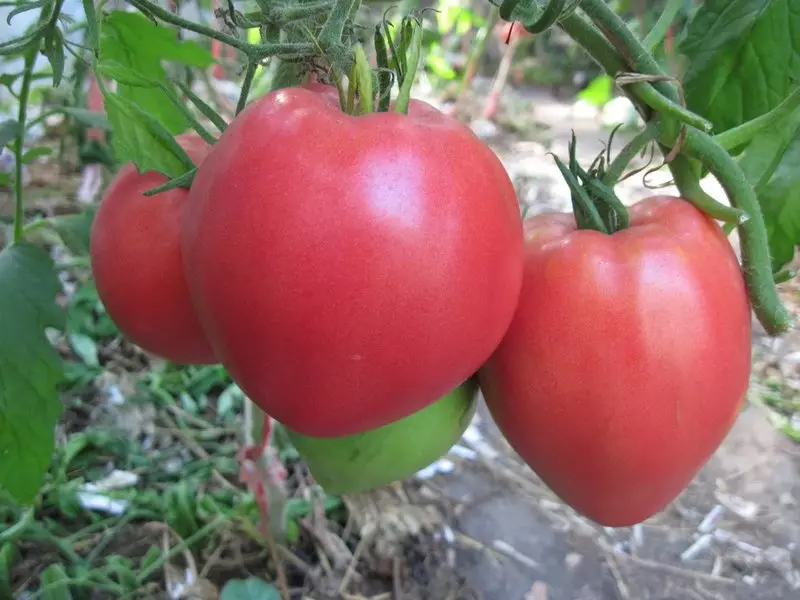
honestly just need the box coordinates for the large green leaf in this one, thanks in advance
[0,243,65,504]
[99,10,213,135]
[739,106,800,272]
[681,0,800,133]
[103,92,194,178]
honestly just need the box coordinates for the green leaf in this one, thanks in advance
[681,0,800,133]
[62,107,111,130]
[740,106,800,272]
[6,0,47,26]
[103,92,194,178]
[0,120,19,149]
[96,61,156,87]
[68,333,98,366]
[39,563,73,600]
[49,208,96,256]
[577,75,614,108]
[81,0,99,53]
[0,243,65,504]
[0,74,18,89]
[21,147,54,163]
[220,577,281,600]
[99,10,213,135]
[43,27,66,88]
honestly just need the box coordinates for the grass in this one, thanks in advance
[0,269,345,599]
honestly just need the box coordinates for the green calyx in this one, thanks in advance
[553,134,630,235]
[338,13,423,116]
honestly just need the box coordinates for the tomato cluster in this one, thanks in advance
[91,83,752,526]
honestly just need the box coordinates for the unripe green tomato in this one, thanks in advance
[285,379,478,495]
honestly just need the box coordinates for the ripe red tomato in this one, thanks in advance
[90,132,216,364]
[478,196,752,526]
[182,84,523,437]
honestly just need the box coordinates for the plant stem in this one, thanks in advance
[236,61,259,115]
[715,87,800,151]
[12,42,38,244]
[318,0,358,49]
[558,11,626,76]
[457,5,499,96]
[271,0,332,24]
[680,128,793,334]
[519,0,567,34]
[128,0,316,60]
[622,77,712,132]
[135,516,227,585]
[642,0,682,51]
[579,0,678,102]
[603,122,656,184]
[667,153,747,224]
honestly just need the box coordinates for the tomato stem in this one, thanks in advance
[456,5,499,99]
[128,0,317,61]
[517,0,567,34]
[680,127,793,335]
[236,61,259,115]
[617,75,713,133]
[269,1,333,25]
[641,0,683,52]
[667,153,748,224]
[579,0,679,103]
[603,122,656,185]
[10,1,59,244]
[318,0,359,53]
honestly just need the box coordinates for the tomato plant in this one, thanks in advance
[182,83,523,437]
[90,132,216,365]
[479,196,752,526]
[0,0,798,545]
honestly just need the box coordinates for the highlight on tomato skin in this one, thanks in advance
[89,132,218,365]
[478,196,753,527]
[180,83,525,438]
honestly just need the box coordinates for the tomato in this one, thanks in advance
[286,379,478,494]
[90,132,216,365]
[478,196,752,526]
[182,84,523,437]
[497,21,530,43]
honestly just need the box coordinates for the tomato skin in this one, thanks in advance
[183,85,523,437]
[90,133,216,364]
[478,196,752,526]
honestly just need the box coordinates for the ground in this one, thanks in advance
[2,78,799,600]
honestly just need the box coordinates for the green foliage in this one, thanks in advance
[0,244,65,504]
[97,10,212,176]
[681,0,800,273]
[0,120,18,149]
[99,11,213,134]
[576,74,613,107]
[739,107,800,271]
[39,563,73,600]
[681,0,800,133]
